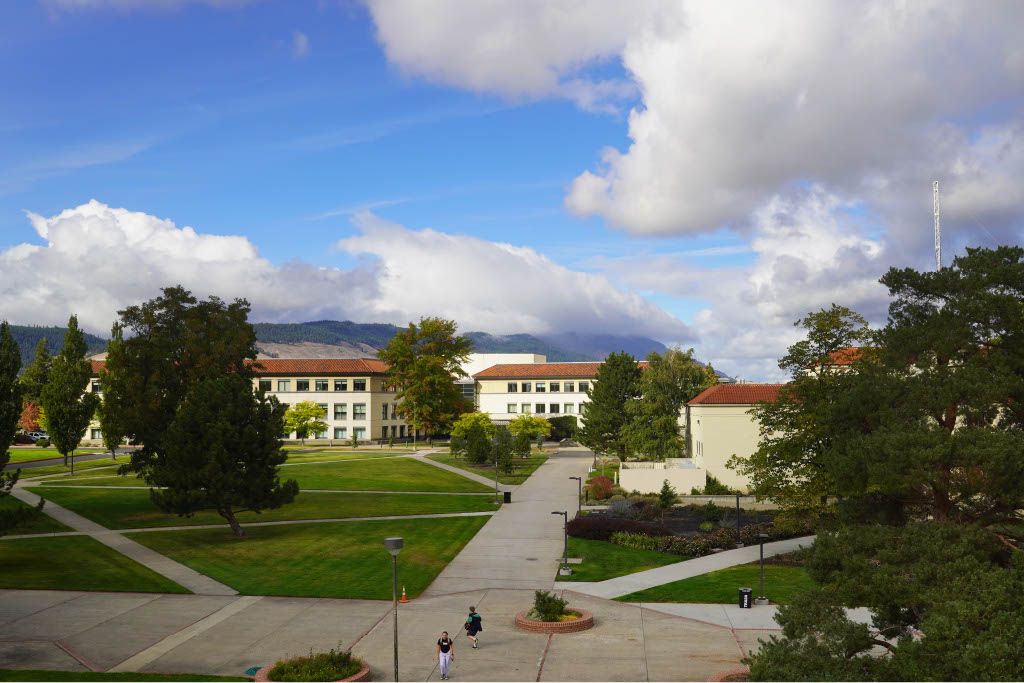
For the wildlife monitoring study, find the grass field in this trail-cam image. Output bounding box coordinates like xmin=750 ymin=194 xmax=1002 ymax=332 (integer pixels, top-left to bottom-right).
xmin=0 ymin=536 xmax=188 ymax=593
xmin=16 ymin=460 xmax=121 ymax=480
xmin=555 ymin=537 xmax=682 ymax=582
xmin=27 ymin=487 xmax=497 ymax=529
xmin=426 ymin=452 xmax=549 ymax=485
xmin=129 ymin=515 xmax=488 ymax=598
xmin=283 ymin=458 xmax=492 ymax=492
xmin=0 ymin=669 xmax=246 ymax=681
xmin=5 ymin=448 xmax=105 ymax=464
xmin=616 ymin=562 xmax=815 ymax=604
xmin=0 ymin=497 xmax=70 ymax=536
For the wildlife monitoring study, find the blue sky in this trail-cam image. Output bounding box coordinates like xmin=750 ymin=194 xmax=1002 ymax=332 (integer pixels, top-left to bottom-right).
xmin=2 ymin=1 xmax=1020 ymax=380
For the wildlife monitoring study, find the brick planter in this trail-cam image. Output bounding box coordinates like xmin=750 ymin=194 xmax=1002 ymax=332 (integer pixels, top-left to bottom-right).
xmin=709 ymin=667 xmax=750 ymax=682
xmin=514 ymin=609 xmax=594 ymax=633
xmin=254 ymin=661 xmax=371 ymax=682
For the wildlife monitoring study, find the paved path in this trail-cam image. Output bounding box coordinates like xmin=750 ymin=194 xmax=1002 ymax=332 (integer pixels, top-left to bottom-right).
xmin=559 ymin=536 xmax=816 ymax=598
xmin=0 ymin=588 xmax=767 ymax=681
xmin=422 ymin=449 xmax=591 ymax=596
xmin=9 ymin=488 xmax=237 ymax=596
xmin=414 ymin=452 xmax=513 ymax=490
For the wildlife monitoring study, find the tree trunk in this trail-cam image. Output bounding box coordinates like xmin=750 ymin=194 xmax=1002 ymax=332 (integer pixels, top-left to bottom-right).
xmin=219 ymin=506 xmax=246 ymax=538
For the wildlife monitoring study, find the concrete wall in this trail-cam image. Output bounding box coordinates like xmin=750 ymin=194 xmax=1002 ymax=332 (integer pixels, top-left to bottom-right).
xmin=688 ymin=404 xmax=760 ymax=491
xmin=619 ymin=461 xmax=707 ymax=494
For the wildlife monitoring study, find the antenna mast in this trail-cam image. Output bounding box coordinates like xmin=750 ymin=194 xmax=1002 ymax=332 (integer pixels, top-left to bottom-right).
xmin=933 ymin=180 xmax=941 ymax=270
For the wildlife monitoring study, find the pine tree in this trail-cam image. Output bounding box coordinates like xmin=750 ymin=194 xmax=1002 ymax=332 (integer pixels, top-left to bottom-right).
xmin=150 ymin=375 xmax=298 ymax=537
xmin=40 ymin=316 xmax=98 ymax=469
xmin=19 ymin=338 xmax=51 ymax=405
xmin=577 ymin=352 xmax=641 ymax=457
xmin=0 ymin=322 xmax=40 ymax=533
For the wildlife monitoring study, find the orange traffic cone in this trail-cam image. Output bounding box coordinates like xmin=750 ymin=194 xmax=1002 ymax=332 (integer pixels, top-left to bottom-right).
xmin=400 ymin=586 xmax=409 ymax=603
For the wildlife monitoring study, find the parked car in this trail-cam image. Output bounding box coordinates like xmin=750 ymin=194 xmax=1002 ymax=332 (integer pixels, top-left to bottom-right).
xmin=26 ymin=431 xmax=48 ymax=441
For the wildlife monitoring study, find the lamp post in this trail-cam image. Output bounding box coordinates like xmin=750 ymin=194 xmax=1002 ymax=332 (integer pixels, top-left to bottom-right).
xmin=735 ymin=493 xmax=742 ymax=547
xmin=551 ymin=510 xmax=569 ymax=573
xmin=569 ymin=476 xmax=582 ymax=517
xmin=384 ymin=537 xmax=404 ymax=681
xmin=755 ymin=533 xmax=770 ymax=606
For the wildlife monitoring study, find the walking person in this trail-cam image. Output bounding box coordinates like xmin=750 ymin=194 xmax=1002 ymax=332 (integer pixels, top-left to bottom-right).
xmin=464 ymin=606 xmax=483 ymax=649
xmin=437 ymin=631 xmax=454 ymax=680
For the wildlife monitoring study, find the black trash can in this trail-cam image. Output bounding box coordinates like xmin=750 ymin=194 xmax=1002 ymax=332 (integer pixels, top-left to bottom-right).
xmin=739 ymin=587 xmax=753 ymax=609
xmin=503 ymin=490 xmax=512 ymax=504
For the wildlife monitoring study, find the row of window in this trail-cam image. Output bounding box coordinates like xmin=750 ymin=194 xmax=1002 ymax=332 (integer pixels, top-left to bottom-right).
xmin=505 ymin=381 xmax=589 ymax=393
xmin=279 ymin=402 xmax=400 ymax=421
xmin=507 ymin=402 xmax=581 ymax=415
xmin=311 ymin=425 xmax=410 ymax=440
xmin=259 ymin=378 xmax=370 ymax=393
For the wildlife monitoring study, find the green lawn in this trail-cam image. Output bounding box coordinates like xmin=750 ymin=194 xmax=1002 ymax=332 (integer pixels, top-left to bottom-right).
xmin=282 ymin=458 xmax=492 ymax=492
xmin=129 ymin=516 xmax=488 ymax=598
xmin=0 ymin=670 xmax=246 ymax=681
xmin=426 ymin=452 xmax=549 ymax=485
xmin=0 ymin=536 xmax=188 ymax=593
xmin=28 ymin=487 xmax=498 ymax=530
xmin=282 ymin=450 xmax=406 ymax=463
xmin=555 ymin=537 xmax=682 ymax=582
xmin=16 ymin=459 xmax=121 ymax=480
xmin=5 ymin=448 xmax=105 ymax=464
xmin=0 ymin=497 xmax=70 ymax=535
xmin=616 ymin=562 xmax=815 ymax=604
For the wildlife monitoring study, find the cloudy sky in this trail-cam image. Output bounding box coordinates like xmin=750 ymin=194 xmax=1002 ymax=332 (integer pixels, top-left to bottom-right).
xmin=2 ymin=1 xmax=1022 ymax=379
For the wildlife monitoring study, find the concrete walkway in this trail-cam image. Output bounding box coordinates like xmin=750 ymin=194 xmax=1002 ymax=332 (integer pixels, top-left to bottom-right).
xmin=414 ymin=452 xmax=513 ymax=490
xmin=422 ymin=449 xmax=591 ymax=596
xmin=0 ymin=588 xmax=765 ymax=681
xmin=559 ymin=536 xmax=815 ymax=598
xmin=9 ymin=488 xmax=237 ymax=596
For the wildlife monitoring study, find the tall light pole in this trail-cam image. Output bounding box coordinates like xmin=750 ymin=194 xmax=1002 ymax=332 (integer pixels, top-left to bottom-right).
xmin=384 ymin=537 xmax=404 ymax=681
xmin=755 ymin=533 xmax=769 ymax=606
xmin=569 ymin=476 xmax=582 ymax=518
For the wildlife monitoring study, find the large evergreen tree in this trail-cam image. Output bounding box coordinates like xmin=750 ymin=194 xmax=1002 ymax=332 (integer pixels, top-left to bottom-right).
xmin=150 ymin=374 xmax=298 ymax=537
xmin=744 ymin=247 xmax=1024 ymax=680
xmin=577 ymin=351 xmax=641 ymax=457
xmin=39 ymin=316 xmax=98 ymax=469
xmin=622 ymin=347 xmax=716 ymax=461
xmin=18 ymin=338 xmax=51 ymax=405
xmin=0 ymin=322 xmax=40 ymax=533
xmin=101 ymin=286 xmax=258 ymax=476
xmin=377 ymin=317 xmax=472 ymax=440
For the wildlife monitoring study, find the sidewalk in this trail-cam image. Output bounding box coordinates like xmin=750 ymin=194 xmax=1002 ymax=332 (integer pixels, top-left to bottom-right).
xmin=559 ymin=535 xmax=815 ymax=598
xmin=422 ymin=449 xmax=592 ymax=595
xmin=414 ymin=452 xmax=512 ymax=490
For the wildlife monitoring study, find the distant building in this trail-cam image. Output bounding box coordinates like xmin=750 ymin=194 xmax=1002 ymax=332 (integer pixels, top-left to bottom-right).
xmin=473 ymin=361 xmax=608 ymax=424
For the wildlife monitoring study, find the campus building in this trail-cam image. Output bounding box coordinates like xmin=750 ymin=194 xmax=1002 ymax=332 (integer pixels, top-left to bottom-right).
xmin=473 ymin=361 xmax=603 ymax=423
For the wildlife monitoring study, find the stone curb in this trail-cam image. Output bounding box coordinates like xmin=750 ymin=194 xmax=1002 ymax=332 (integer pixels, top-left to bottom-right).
xmin=254 ymin=661 xmax=372 ymax=682
xmin=514 ymin=608 xmax=595 ymax=633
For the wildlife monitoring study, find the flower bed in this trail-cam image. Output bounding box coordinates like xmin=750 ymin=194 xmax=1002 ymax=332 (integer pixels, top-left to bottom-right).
xmin=607 ymin=519 xmax=814 ymax=559
xmin=515 ymin=608 xmax=594 ymax=634
xmin=255 ymin=649 xmax=371 ymax=682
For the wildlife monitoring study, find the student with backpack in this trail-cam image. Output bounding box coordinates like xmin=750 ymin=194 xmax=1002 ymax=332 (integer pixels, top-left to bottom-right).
xmin=464 ymin=606 xmax=482 ymax=648
xmin=436 ymin=630 xmax=454 ymax=680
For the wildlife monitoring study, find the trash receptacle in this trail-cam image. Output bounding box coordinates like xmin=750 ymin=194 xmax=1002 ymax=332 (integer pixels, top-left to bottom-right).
xmin=503 ymin=490 xmax=512 ymax=503
xmin=739 ymin=587 xmax=753 ymax=609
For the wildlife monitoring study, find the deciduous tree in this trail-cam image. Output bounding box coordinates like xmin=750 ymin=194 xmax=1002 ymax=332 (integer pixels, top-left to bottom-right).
xmin=150 ymin=374 xmax=298 ymax=537
xmin=508 ymin=414 xmax=552 ymax=441
xmin=491 ymin=425 xmax=514 ymax=474
xmin=450 ymin=411 xmax=494 ymax=464
xmin=17 ymin=402 xmax=41 ymax=433
xmin=577 ymin=352 xmax=641 ymax=457
xmin=283 ymin=401 xmax=328 ymax=444
xmin=378 ymin=317 xmax=472 ymax=441
xmin=40 ymin=316 xmax=98 ymax=469
xmin=0 ymin=322 xmax=40 ymax=533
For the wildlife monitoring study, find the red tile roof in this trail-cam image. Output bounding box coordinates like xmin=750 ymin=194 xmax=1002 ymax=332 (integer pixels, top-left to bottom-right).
xmin=688 ymin=383 xmax=783 ymax=405
xmin=473 ymin=361 xmax=649 ymax=379
xmin=90 ymin=358 xmax=390 ymax=376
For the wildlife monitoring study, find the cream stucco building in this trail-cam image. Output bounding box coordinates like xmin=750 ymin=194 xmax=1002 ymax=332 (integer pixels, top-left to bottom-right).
xmin=473 ymin=361 xmax=602 ymax=423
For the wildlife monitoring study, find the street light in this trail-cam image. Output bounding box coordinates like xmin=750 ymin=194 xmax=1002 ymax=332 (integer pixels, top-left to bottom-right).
xmin=384 ymin=537 xmax=404 ymax=681
xmin=755 ymin=533 xmax=770 ymax=606
xmin=569 ymin=476 xmax=582 ymax=517
xmin=551 ymin=510 xmax=569 ymax=574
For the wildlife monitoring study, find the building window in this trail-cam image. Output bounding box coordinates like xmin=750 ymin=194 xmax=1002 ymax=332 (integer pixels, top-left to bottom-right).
xmin=507 ymin=382 xmax=517 ymax=392
xmin=550 ymin=382 xmax=560 ymax=392
xmin=90 ymin=429 xmax=102 ymax=440
xmin=535 ymin=382 xmax=546 ymax=393
xmin=334 ymin=379 xmax=348 ymax=391
xmin=259 ymin=379 xmax=271 ymax=392
xmin=579 ymin=381 xmax=589 ymax=392
xmin=334 ymin=404 xmax=347 ymax=419
xmin=91 ymin=380 xmax=101 ymax=393
xmin=390 ymin=425 xmax=397 ymax=437
xmin=522 ymin=403 xmax=532 ymax=414
xmin=522 ymin=382 xmax=532 ymax=392
xmin=535 ymin=403 xmax=546 ymax=414
xmin=382 ymin=404 xmax=389 ymax=420
xmin=564 ymin=381 xmax=574 ymax=392
xmin=353 ymin=403 xmax=366 ymax=420
xmin=564 ymin=403 xmax=575 ymax=414
xmin=296 ymin=379 xmax=310 ymax=392
xmin=507 ymin=403 xmax=518 ymax=414
xmin=315 ymin=379 xmax=329 ymax=391
xmin=334 ymin=427 xmax=347 ymax=439
xmin=400 ymin=425 xmax=406 ymax=438
xmin=549 ymin=404 xmax=560 ymax=414
xmin=391 ymin=404 xmax=398 ymax=419
xmin=354 ymin=427 xmax=366 ymax=441
xmin=314 ymin=429 xmax=327 ymax=439
xmin=277 ymin=380 xmax=291 ymax=392
xmin=354 ymin=379 xmax=367 ymax=391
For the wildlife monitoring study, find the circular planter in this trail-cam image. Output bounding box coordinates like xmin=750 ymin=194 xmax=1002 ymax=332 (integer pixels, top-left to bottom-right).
xmin=514 ymin=608 xmax=594 ymax=634
xmin=254 ymin=661 xmax=371 ymax=682
xmin=709 ymin=667 xmax=750 ymax=682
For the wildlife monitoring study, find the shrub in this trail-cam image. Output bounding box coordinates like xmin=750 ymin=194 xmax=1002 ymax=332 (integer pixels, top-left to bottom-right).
xmin=268 ymin=649 xmax=362 ymax=682
xmin=699 ymin=521 xmax=715 ymax=532
xmin=700 ymin=473 xmax=739 ymax=495
xmin=587 ymin=475 xmax=614 ymax=500
xmin=566 ymin=514 xmax=672 ymax=541
xmin=35 ymin=438 xmax=51 ymax=448
xmin=547 ymin=415 xmax=578 ymax=440
xmin=607 ymin=499 xmax=637 ymax=519
xmin=610 ymin=531 xmax=668 ymax=552
xmin=531 ymin=590 xmax=568 ymax=622
xmin=608 ymin=494 xmax=625 ymax=504
xmin=701 ymin=500 xmax=725 ymax=523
